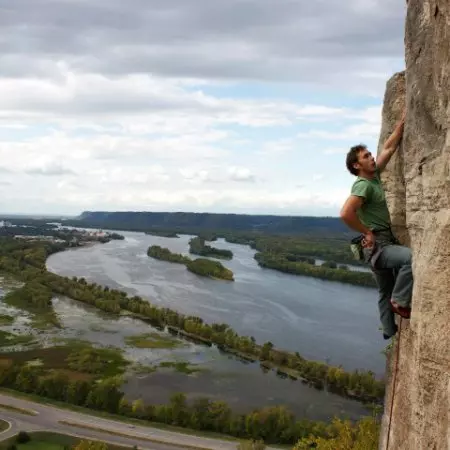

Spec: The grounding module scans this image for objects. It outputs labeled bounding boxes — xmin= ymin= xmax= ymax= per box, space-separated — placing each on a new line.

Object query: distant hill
xmin=75 ymin=211 xmax=349 ymax=236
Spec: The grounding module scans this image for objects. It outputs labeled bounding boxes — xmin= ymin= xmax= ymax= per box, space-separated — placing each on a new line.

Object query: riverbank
xmin=46 ymin=231 xmax=385 ymax=375
xmin=0 ymin=236 xmax=385 ymax=405
xmin=51 ymin=247 xmax=385 ymax=402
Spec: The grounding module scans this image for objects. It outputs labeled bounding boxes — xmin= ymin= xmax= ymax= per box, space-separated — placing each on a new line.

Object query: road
xmin=0 ymin=393 xmax=251 ymax=450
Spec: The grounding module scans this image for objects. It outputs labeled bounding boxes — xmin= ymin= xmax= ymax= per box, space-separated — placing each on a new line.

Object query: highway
xmin=0 ymin=393 xmax=246 ymax=450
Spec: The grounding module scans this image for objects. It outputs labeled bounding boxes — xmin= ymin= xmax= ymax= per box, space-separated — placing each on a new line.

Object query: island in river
xmin=148 ymin=245 xmax=234 ymax=281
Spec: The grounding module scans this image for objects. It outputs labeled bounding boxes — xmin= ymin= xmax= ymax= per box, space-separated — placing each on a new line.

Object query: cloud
xmin=25 ymin=163 xmax=75 ymax=176
xmin=0 ymin=1 xmax=404 ymax=216
xmin=1 ymin=1 xmax=405 ymax=92
xmin=227 ymin=167 xmax=255 ymax=183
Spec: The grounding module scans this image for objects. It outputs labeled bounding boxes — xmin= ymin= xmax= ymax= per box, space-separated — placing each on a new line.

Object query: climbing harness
xmin=385 ymin=317 xmax=403 ymax=450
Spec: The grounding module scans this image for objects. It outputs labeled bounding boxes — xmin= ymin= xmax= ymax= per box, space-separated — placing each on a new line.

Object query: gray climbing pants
xmin=372 ymin=245 xmax=413 ymax=336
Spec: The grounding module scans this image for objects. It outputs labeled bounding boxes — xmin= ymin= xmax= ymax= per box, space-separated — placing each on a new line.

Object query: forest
xmin=70 ymin=211 xmax=352 ymax=237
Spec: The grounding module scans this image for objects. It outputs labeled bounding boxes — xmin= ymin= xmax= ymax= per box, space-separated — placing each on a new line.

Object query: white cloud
xmin=0 ymin=1 xmax=403 ymax=216
xmin=25 ymin=162 xmax=75 ymax=176
xmin=227 ymin=167 xmax=255 ymax=182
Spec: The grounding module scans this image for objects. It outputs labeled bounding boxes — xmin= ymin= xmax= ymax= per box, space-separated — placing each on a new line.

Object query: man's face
xmin=354 ymin=148 xmax=376 ymax=174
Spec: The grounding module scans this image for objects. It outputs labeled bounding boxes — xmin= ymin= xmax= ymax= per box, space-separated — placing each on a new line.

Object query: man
xmin=340 ymin=111 xmax=413 ymax=339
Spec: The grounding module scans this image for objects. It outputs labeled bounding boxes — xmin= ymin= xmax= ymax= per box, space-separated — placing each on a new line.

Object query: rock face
xmin=378 ymin=1 xmax=450 ymax=449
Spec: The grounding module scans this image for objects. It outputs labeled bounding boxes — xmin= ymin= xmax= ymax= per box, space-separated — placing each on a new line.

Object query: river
xmin=46 ymin=231 xmax=385 ymax=375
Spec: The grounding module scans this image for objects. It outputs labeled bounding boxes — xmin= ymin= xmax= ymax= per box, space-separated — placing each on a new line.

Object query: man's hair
xmin=346 ymin=144 xmax=367 ymax=176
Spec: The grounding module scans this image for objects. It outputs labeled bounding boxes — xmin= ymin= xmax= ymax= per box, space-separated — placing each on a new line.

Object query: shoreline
xmin=42 ymin=243 xmax=385 ymax=405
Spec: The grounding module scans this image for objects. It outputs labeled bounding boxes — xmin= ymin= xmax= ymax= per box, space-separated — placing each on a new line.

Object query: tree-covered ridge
xmin=0 ymin=238 xmax=384 ymax=405
xmin=147 ymin=245 xmax=234 ymax=281
xmin=189 ymin=237 xmax=233 ymax=260
xmin=74 ymin=211 xmax=350 ymax=236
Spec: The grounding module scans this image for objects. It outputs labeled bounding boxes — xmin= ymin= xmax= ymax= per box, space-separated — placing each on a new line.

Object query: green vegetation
xmin=186 ymin=258 xmax=234 ymax=281
xmin=145 ymin=230 xmax=180 ymax=238
xmin=125 ymin=332 xmax=183 ymax=349
xmin=148 ymin=245 xmax=234 ymax=281
xmin=255 ymin=253 xmax=375 ymax=287
xmin=147 ymin=245 xmax=190 ymax=264
xmin=0 ymin=314 xmax=14 ymax=325
xmin=189 ymin=237 xmax=233 ymax=260
xmin=0 ymin=342 xmax=128 ymax=382
xmin=0 ymin=432 xmax=130 ymax=450
xmin=0 ymin=238 xmax=383 ymax=405
xmin=0 ymin=359 xmax=325 ymax=446
xmin=293 ymin=416 xmax=379 ymax=450
xmin=66 ymin=346 xmax=128 ymax=377
xmin=3 ymin=281 xmax=61 ymax=329
xmin=158 ymin=361 xmax=204 ymax=374
xmin=0 ymin=418 xmax=9 ymax=432
xmin=74 ymin=211 xmax=350 ymax=237
xmin=237 ymin=440 xmax=266 ymax=449
xmin=0 ymin=330 xmax=35 ymax=348
xmin=58 ymin=421 xmax=208 ymax=450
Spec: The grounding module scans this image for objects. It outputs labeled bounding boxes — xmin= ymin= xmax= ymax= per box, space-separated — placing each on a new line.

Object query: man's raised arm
xmin=376 ymin=110 xmax=406 ymax=173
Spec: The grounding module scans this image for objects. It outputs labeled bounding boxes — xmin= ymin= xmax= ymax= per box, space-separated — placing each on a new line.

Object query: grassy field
xmin=0 ymin=330 xmax=35 ymax=348
xmin=125 ymin=331 xmax=184 ymax=349
xmin=0 ymin=419 xmax=9 ymax=432
xmin=0 ymin=342 xmax=128 ymax=381
xmin=0 ymin=432 xmax=130 ymax=450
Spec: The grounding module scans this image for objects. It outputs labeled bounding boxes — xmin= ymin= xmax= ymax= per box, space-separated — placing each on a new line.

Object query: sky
xmin=0 ymin=0 xmax=406 ymax=217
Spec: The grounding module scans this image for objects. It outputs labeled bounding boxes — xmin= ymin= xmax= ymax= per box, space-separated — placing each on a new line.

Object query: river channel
xmin=31 ymin=230 xmax=388 ymax=421
xmin=47 ymin=231 xmax=385 ymax=373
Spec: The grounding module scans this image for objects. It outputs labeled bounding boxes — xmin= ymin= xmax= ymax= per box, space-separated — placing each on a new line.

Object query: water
xmin=0 ymin=286 xmax=370 ymax=421
xmin=46 ymin=231 xmax=385 ymax=375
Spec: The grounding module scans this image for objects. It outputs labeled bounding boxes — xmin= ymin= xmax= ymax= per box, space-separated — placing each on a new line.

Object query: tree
xmin=73 ymin=441 xmax=109 ymax=450
xmin=260 ymin=342 xmax=273 ymax=360
xmin=16 ymin=431 xmax=30 ymax=444
xmin=131 ymin=399 xmax=145 ymax=418
xmin=237 ymin=440 xmax=266 ymax=449
xmin=293 ymin=417 xmax=379 ymax=450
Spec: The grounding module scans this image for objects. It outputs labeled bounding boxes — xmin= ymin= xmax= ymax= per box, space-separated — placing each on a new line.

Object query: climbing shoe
xmin=390 ymin=300 xmax=411 ymax=319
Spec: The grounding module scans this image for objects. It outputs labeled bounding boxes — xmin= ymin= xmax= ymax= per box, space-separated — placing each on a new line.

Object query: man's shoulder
xmin=351 ymin=176 xmax=371 ymax=190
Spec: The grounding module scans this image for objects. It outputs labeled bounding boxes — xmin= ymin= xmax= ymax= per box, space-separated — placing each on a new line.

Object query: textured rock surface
xmin=378 ymin=1 xmax=450 ymax=449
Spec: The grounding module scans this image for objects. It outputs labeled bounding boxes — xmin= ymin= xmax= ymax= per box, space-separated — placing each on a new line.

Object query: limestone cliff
xmin=377 ymin=1 xmax=450 ymax=449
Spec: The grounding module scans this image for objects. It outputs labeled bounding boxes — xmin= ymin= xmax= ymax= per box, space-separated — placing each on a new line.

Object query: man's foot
xmin=383 ymin=324 xmax=398 ymax=340
xmin=390 ymin=299 xmax=411 ymax=319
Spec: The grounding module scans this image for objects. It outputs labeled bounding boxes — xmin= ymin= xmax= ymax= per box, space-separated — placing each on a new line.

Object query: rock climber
xmin=340 ymin=111 xmax=413 ymax=339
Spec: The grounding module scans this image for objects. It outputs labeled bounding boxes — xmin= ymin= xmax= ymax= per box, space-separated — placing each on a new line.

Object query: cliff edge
xmin=378 ymin=1 xmax=450 ymax=449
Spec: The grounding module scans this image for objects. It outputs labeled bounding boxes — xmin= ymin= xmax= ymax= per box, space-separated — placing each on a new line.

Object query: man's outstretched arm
xmin=376 ymin=110 xmax=406 ymax=172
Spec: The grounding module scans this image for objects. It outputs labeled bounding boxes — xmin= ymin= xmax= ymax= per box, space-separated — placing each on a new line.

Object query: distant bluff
xmin=76 ymin=211 xmax=350 ymax=236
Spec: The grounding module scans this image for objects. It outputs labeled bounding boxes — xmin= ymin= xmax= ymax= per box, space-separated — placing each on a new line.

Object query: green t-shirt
xmin=351 ymin=170 xmax=392 ymax=231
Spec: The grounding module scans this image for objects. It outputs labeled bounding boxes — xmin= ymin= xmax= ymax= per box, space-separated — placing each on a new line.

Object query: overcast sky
xmin=0 ymin=0 xmax=406 ymax=217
